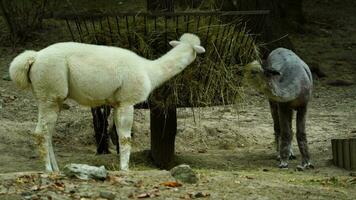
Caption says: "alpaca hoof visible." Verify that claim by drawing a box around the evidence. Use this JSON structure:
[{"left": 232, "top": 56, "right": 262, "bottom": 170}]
[
  {"left": 96, "top": 151, "right": 111, "bottom": 155},
  {"left": 296, "top": 162, "right": 314, "bottom": 171},
  {"left": 278, "top": 161, "right": 288, "bottom": 169},
  {"left": 121, "top": 168, "right": 129, "bottom": 172},
  {"left": 97, "top": 148, "right": 111, "bottom": 155},
  {"left": 277, "top": 154, "right": 295, "bottom": 161},
  {"left": 289, "top": 154, "right": 297, "bottom": 160}
]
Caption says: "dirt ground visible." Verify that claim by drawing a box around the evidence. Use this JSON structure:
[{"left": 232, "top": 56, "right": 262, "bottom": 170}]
[{"left": 1, "top": 0, "right": 356, "bottom": 199}]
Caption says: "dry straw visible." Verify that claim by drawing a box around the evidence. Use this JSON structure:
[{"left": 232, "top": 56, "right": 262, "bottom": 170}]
[{"left": 69, "top": 15, "right": 260, "bottom": 108}]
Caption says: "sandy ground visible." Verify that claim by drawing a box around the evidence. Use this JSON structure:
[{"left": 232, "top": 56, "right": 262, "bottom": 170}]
[{"left": 1, "top": 0, "right": 356, "bottom": 199}]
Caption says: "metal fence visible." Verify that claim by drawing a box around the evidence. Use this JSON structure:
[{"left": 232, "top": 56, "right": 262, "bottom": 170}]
[{"left": 59, "top": 10, "right": 268, "bottom": 66}]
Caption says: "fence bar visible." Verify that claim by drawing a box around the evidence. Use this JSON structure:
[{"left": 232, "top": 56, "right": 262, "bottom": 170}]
[
  {"left": 54, "top": 10, "right": 270, "bottom": 19},
  {"left": 65, "top": 18, "right": 75, "bottom": 41}
]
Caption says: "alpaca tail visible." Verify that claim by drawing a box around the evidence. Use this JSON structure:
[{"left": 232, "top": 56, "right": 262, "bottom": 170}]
[{"left": 9, "top": 50, "right": 37, "bottom": 89}]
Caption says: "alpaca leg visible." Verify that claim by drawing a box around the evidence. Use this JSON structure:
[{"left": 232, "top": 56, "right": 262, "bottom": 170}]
[
  {"left": 48, "top": 136, "right": 59, "bottom": 171},
  {"left": 91, "top": 106, "right": 111, "bottom": 154},
  {"left": 269, "top": 101, "right": 280, "bottom": 159},
  {"left": 113, "top": 105, "right": 134, "bottom": 171},
  {"left": 288, "top": 118, "right": 296, "bottom": 160},
  {"left": 109, "top": 123, "right": 120, "bottom": 154},
  {"left": 278, "top": 103, "right": 293, "bottom": 168},
  {"left": 34, "top": 101, "right": 60, "bottom": 172},
  {"left": 296, "top": 106, "right": 313, "bottom": 170}
]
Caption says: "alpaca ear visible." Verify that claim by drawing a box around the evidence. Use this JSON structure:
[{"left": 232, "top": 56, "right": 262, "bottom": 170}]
[
  {"left": 194, "top": 45, "right": 205, "bottom": 54},
  {"left": 169, "top": 40, "right": 181, "bottom": 47}
]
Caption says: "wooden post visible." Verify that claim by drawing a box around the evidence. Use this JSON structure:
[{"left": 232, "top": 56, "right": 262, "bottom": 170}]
[
  {"left": 150, "top": 102, "right": 177, "bottom": 169},
  {"left": 350, "top": 138, "right": 356, "bottom": 170},
  {"left": 337, "top": 139, "right": 344, "bottom": 168},
  {"left": 343, "top": 139, "right": 351, "bottom": 170},
  {"left": 146, "top": 0, "right": 178, "bottom": 169},
  {"left": 331, "top": 139, "right": 338, "bottom": 165}
]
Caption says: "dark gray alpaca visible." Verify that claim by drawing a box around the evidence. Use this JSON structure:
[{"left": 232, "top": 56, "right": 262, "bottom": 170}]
[{"left": 245, "top": 48, "right": 313, "bottom": 170}]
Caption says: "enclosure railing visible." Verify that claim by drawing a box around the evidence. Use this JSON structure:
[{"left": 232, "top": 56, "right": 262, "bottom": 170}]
[
  {"left": 58, "top": 10, "right": 268, "bottom": 66},
  {"left": 56, "top": 10, "right": 269, "bottom": 107}
]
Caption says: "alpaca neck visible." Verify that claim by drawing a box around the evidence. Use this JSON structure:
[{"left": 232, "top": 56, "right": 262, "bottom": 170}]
[
  {"left": 147, "top": 44, "right": 195, "bottom": 90},
  {"left": 253, "top": 74, "right": 273, "bottom": 96}
]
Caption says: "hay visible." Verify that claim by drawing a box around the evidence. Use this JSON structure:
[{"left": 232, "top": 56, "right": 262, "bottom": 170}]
[{"left": 69, "top": 15, "right": 260, "bottom": 107}]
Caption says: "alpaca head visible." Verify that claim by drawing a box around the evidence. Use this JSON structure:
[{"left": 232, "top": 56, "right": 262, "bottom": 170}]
[
  {"left": 244, "top": 60, "right": 281, "bottom": 95},
  {"left": 169, "top": 33, "right": 206, "bottom": 54}
]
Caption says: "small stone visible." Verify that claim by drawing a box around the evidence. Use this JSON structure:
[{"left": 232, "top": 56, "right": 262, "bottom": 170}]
[
  {"left": 100, "top": 191, "right": 116, "bottom": 200},
  {"left": 170, "top": 164, "right": 198, "bottom": 184},
  {"left": 46, "top": 191, "right": 71, "bottom": 200},
  {"left": 2, "top": 73, "right": 11, "bottom": 81},
  {"left": 0, "top": 185, "right": 7, "bottom": 194},
  {"left": 190, "top": 191, "right": 210, "bottom": 198},
  {"left": 7, "top": 186, "right": 16, "bottom": 194},
  {"left": 61, "top": 103, "right": 70, "bottom": 110},
  {"left": 64, "top": 183, "right": 77, "bottom": 194},
  {"left": 194, "top": 192, "right": 205, "bottom": 198},
  {"left": 63, "top": 163, "right": 108, "bottom": 180}
]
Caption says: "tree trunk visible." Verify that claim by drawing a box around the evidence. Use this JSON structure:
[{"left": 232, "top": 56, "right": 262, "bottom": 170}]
[
  {"left": 216, "top": 0, "right": 305, "bottom": 58},
  {"left": 0, "top": 0, "right": 15, "bottom": 37},
  {"left": 147, "top": 0, "right": 178, "bottom": 170},
  {"left": 150, "top": 103, "right": 177, "bottom": 169},
  {"left": 257, "top": 0, "right": 304, "bottom": 57}
]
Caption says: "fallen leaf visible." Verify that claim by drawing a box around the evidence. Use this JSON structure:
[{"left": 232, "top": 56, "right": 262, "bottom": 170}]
[
  {"left": 48, "top": 172, "right": 62, "bottom": 180},
  {"left": 198, "top": 149, "right": 207, "bottom": 153},
  {"left": 137, "top": 193, "right": 150, "bottom": 198},
  {"left": 160, "top": 181, "right": 182, "bottom": 187},
  {"left": 30, "top": 185, "right": 40, "bottom": 191},
  {"left": 134, "top": 180, "right": 144, "bottom": 188},
  {"left": 109, "top": 175, "right": 124, "bottom": 184},
  {"left": 53, "top": 181, "right": 65, "bottom": 191},
  {"left": 2, "top": 95, "right": 17, "bottom": 103},
  {"left": 136, "top": 189, "right": 160, "bottom": 198}
]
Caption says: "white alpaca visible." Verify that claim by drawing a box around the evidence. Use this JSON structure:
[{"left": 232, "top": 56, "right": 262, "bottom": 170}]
[{"left": 9, "top": 33, "right": 205, "bottom": 172}]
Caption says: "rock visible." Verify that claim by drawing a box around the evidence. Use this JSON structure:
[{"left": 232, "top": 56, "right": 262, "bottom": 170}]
[
  {"left": 2, "top": 73, "right": 11, "bottom": 81},
  {"left": 64, "top": 183, "right": 78, "bottom": 194},
  {"left": 46, "top": 191, "right": 71, "bottom": 200},
  {"left": 100, "top": 191, "right": 116, "bottom": 200},
  {"left": 0, "top": 185, "right": 7, "bottom": 194},
  {"left": 170, "top": 164, "right": 198, "bottom": 184},
  {"left": 189, "top": 191, "right": 210, "bottom": 198},
  {"left": 63, "top": 163, "right": 108, "bottom": 180},
  {"left": 61, "top": 103, "right": 70, "bottom": 110}
]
